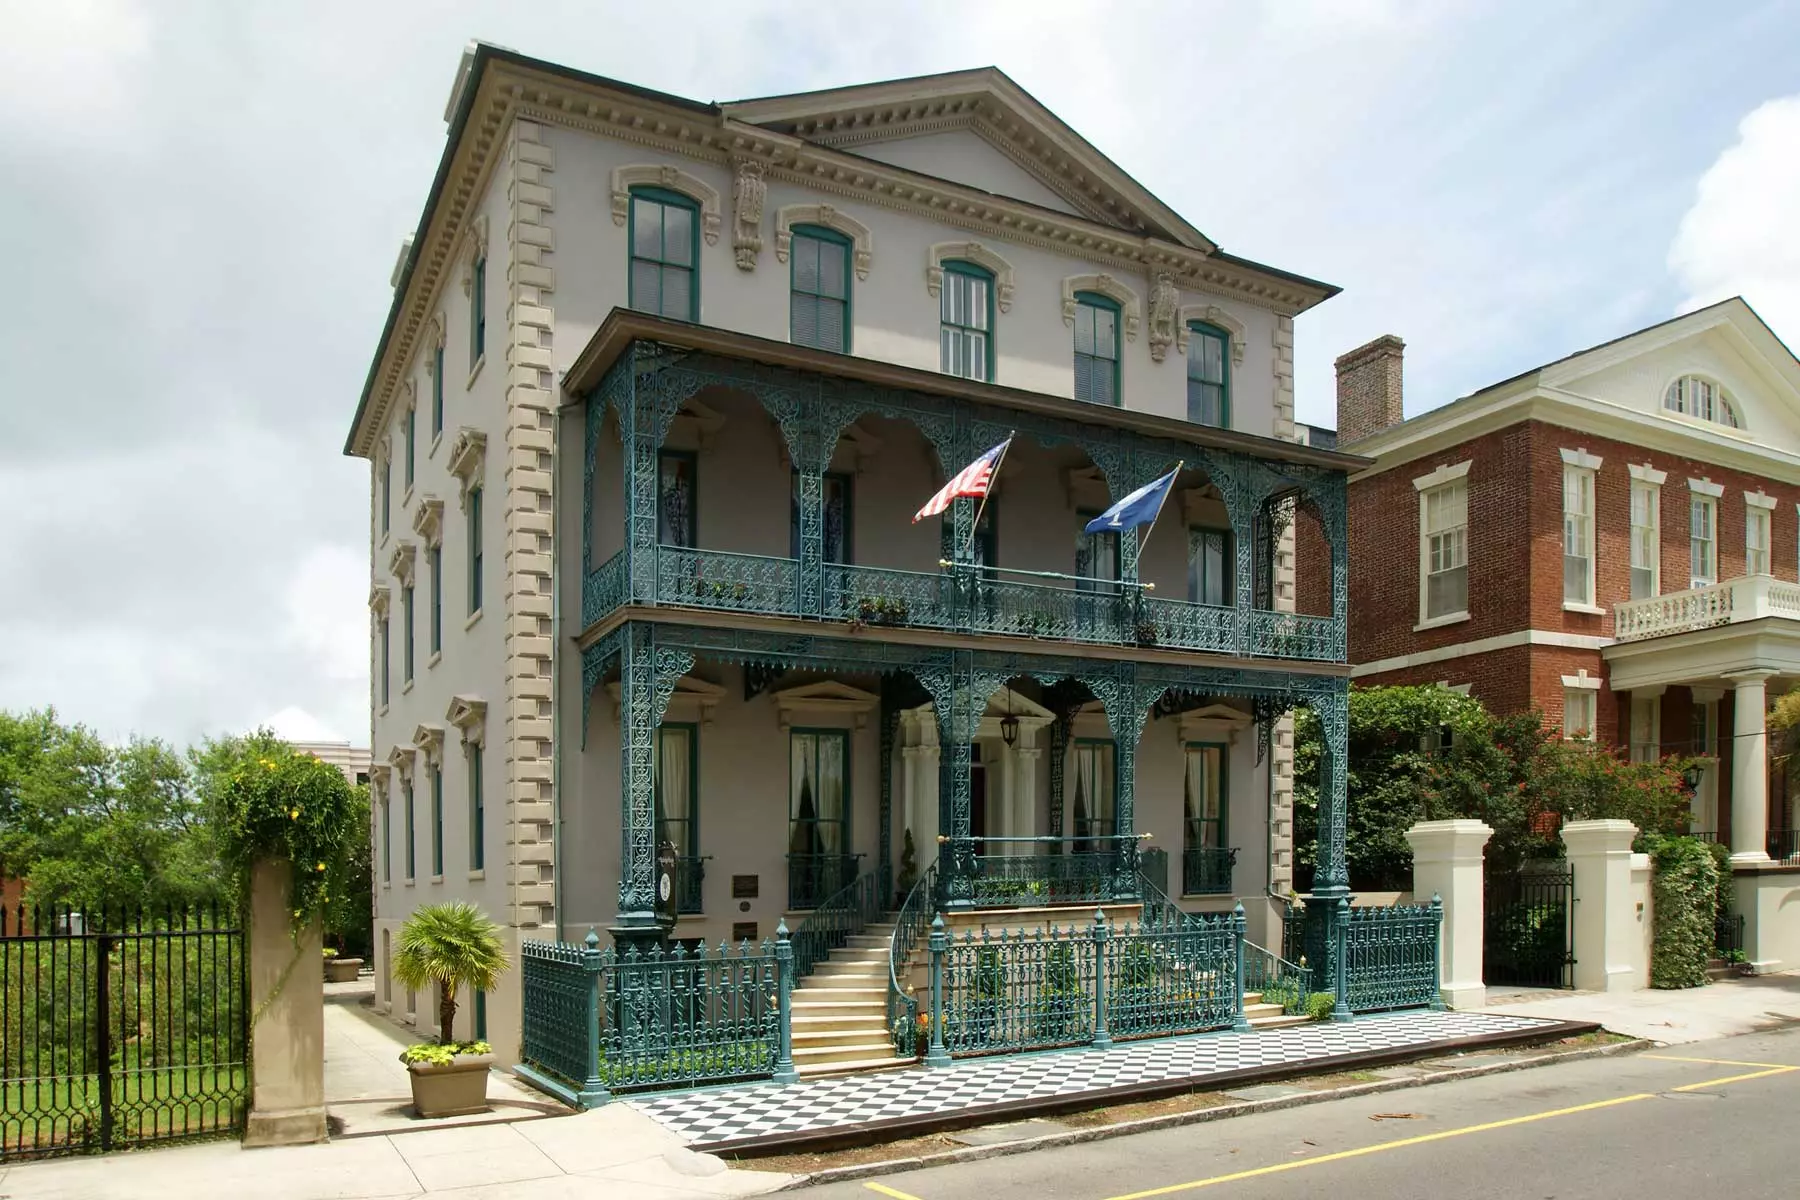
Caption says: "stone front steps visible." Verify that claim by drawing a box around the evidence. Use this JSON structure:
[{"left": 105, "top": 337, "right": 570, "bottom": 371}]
[{"left": 789, "top": 920, "right": 911, "bottom": 1078}]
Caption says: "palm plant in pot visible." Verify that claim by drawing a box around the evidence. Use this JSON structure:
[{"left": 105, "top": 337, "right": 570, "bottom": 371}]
[{"left": 393, "top": 901, "right": 509, "bottom": 1118}]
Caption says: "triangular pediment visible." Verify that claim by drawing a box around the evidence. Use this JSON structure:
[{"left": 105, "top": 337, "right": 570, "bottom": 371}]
[{"left": 723, "top": 69, "right": 1211, "bottom": 249}]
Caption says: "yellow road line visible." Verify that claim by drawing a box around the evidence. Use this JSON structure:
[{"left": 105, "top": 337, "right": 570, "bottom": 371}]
[
  {"left": 1644, "top": 1054, "right": 1797, "bottom": 1070},
  {"left": 1668, "top": 1066, "right": 1799, "bottom": 1091},
  {"left": 1103, "top": 1094, "right": 1654, "bottom": 1200},
  {"left": 865, "top": 1183, "right": 928, "bottom": 1200}
]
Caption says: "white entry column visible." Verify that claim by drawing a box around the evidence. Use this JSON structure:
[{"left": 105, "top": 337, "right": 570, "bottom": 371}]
[
  {"left": 1405, "top": 819, "right": 1493, "bottom": 1010},
  {"left": 1726, "top": 670, "right": 1777, "bottom": 863}
]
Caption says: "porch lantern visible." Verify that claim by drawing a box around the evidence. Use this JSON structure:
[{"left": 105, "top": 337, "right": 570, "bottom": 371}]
[
  {"left": 1000, "top": 690, "right": 1019, "bottom": 748},
  {"left": 1681, "top": 762, "right": 1704, "bottom": 791}
]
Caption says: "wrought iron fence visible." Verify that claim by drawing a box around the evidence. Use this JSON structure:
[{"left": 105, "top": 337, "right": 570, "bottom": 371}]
[
  {"left": 787, "top": 853, "right": 863, "bottom": 911},
  {"left": 1180, "top": 847, "right": 1238, "bottom": 896},
  {"left": 1140, "top": 596, "right": 1235, "bottom": 654},
  {"left": 825, "top": 563, "right": 956, "bottom": 629},
  {"left": 926, "top": 907, "right": 1242, "bottom": 1059},
  {"left": 952, "top": 835, "right": 1141, "bottom": 909},
  {"left": 1246, "top": 611, "right": 1344, "bottom": 662},
  {"left": 1, "top": 904, "right": 248, "bottom": 1161},
  {"left": 1336, "top": 898, "right": 1444, "bottom": 1014},
  {"left": 1769, "top": 829, "right": 1800, "bottom": 862},
  {"left": 517, "top": 929, "right": 792, "bottom": 1106},
  {"left": 1484, "top": 864, "right": 1575, "bottom": 989},
  {"left": 1714, "top": 911, "right": 1746, "bottom": 959},
  {"left": 582, "top": 549, "right": 627, "bottom": 627}
]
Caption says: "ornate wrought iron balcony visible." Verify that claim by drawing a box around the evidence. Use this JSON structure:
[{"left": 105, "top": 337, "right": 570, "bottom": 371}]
[
  {"left": 787, "top": 852, "right": 863, "bottom": 911},
  {"left": 674, "top": 855, "right": 708, "bottom": 915},
  {"left": 1181, "top": 846, "right": 1239, "bottom": 896},
  {"left": 583, "top": 547, "right": 1345, "bottom": 662}
]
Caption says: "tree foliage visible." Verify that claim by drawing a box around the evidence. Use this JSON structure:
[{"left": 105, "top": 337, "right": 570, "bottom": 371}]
[{"left": 1295, "top": 687, "right": 1695, "bottom": 891}]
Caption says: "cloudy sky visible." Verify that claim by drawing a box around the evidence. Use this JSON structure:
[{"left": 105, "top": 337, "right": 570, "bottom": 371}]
[{"left": 2, "top": 0, "right": 1797, "bottom": 748}]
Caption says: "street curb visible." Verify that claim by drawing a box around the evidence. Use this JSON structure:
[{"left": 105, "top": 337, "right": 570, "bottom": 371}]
[{"left": 770, "top": 1037, "right": 1653, "bottom": 1190}]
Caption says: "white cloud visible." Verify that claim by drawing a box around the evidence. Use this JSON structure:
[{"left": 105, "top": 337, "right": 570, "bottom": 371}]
[
  {"left": 259, "top": 705, "right": 347, "bottom": 744},
  {"left": 1669, "top": 94, "right": 1800, "bottom": 343},
  {"left": 0, "top": 0, "right": 154, "bottom": 140}
]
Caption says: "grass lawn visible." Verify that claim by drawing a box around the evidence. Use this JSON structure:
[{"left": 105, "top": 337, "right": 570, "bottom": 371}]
[{"left": 2, "top": 1066, "right": 248, "bottom": 1158}]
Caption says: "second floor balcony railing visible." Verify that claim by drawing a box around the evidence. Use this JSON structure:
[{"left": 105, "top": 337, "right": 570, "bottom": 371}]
[
  {"left": 585, "top": 546, "right": 1344, "bottom": 662},
  {"left": 1614, "top": 574, "right": 1800, "bottom": 641}
]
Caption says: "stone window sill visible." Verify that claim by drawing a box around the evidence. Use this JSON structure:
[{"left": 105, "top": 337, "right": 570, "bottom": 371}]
[
  {"left": 467, "top": 870, "right": 486, "bottom": 882},
  {"left": 403, "top": 878, "right": 416, "bottom": 888},
  {"left": 430, "top": 874, "right": 444, "bottom": 885},
  {"left": 428, "top": 650, "right": 442, "bottom": 669},
  {"left": 402, "top": 679, "right": 415, "bottom": 696},
  {"left": 1413, "top": 611, "right": 1470, "bottom": 633},
  {"left": 1563, "top": 601, "right": 1607, "bottom": 616},
  {"left": 465, "top": 609, "right": 483, "bottom": 631},
  {"left": 467, "top": 355, "right": 485, "bottom": 390}
]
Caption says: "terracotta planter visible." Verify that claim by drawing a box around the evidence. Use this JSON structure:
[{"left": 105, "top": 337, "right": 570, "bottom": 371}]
[
  {"left": 323, "top": 957, "right": 364, "bottom": 983},
  {"left": 404, "top": 1053, "right": 494, "bottom": 1118}
]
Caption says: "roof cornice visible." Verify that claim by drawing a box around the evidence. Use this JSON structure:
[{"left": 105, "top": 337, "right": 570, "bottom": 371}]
[{"left": 346, "top": 49, "right": 1336, "bottom": 459}]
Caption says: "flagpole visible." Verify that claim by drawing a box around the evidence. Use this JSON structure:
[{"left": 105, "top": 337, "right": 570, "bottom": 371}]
[
  {"left": 962, "top": 431, "right": 1015, "bottom": 561},
  {"left": 1132, "top": 460, "right": 1183, "bottom": 566}
]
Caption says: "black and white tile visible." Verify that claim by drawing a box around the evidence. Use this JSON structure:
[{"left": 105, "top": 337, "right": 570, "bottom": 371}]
[{"left": 628, "top": 1010, "right": 1564, "bottom": 1147}]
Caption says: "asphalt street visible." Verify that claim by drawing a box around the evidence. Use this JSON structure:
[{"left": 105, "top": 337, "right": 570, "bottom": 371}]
[{"left": 803, "top": 1027, "right": 1800, "bottom": 1200}]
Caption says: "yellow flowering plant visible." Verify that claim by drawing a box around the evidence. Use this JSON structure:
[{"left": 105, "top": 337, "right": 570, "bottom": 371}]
[{"left": 213, "top": 736, "right": 357, "bottom": 934}]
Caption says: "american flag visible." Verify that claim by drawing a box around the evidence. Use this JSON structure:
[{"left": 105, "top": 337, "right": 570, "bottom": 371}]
[{"left": 913, "top": 438, "right": 1011, "bottom": 522}]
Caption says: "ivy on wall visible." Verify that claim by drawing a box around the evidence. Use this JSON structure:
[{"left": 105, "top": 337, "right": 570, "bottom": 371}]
[{"left": 1645, "top": 835, "right": 1720, "bottom": 989}]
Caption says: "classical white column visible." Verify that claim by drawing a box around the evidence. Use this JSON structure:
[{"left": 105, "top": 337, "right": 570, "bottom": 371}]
[
  {"left": 1727, "top": 669, "right": 1776, "bottom": 863},
  {"left": 1405, "top": 820, "right": 1493, "bottom": 1010},
  {"left": 1562, "top": 820, "right": 1646, "bottom": 993}
]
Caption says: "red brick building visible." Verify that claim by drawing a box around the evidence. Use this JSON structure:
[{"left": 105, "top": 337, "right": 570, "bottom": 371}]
[{"left": 1335, "top": 299, "right": 1800, "bottom": 863}]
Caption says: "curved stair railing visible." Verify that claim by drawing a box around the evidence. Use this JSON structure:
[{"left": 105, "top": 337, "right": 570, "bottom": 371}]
[
  {"left": 1240, "top": 939, "right": 1313, "bottom": 1014},
  {"left": 886, "top": 860, "right": 938, "bottom": 1057},
  {"left": 789, "top": 870, "right": 884, "bottom": 984}
]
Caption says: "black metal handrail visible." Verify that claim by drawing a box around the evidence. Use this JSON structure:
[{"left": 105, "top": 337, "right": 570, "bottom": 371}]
[
  {"left": 788, "top": 870, "right": 884, "bottom": 983},
  {"left": 1769, "top": 829, "right": 1799, "bottom": 862},
  {"left": 887, "top": 859, "right": 938, "bottom": 1057},
  {"left": 786, "top": 852, "right": 863, "bottom": 911}
]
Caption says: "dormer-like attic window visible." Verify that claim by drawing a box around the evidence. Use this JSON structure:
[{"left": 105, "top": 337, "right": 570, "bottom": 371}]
[{"left": 1664, "top": 376, "right": 1742, "bottom": 430}]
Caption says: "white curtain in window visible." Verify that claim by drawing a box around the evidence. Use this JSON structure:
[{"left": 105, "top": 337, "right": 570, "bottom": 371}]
[
  {"left": 789, "top": 735, "right": 818, "bottom": 857},
  {"left": 659, "top": 729, "right": 690, "bottom": 828},
  {"left": 818, "top": 734, "right": 845, "bottom": 854}
]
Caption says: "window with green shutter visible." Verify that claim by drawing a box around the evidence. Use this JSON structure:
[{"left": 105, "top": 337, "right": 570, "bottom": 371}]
[
  {"left": 404, "top": 407, "right": 415, "bottom": 489},
  {"left": 468, "top": 743, "right": 484, "bottom": 871},
  {"left": 428, "top": 546, "right": 442, "bottom": 655},
  {"left": 431, "top": 346, "right": 444, "bottom": 438},
  {"left": 467, "top": 485, "right": 483, "bottom": 616},
  {"left": 470, "top": 256, "right": 486, "bottom": 367},
  {"left": 1186, "top": 323, "right": 1229, "bottom": 427},
  {"left": 939, "top": 261, "right": 994, "bottom": 381},
  {"left": 790, "top": 225, "right": 851, "bottom": 352},
  {"left": 402, "top": 584, "right": 414, "bottom": 683},
  {"left": 628, "top": 187, "right": 700, "bottom": 321},
  {"left": 1073, "top": 292, "right": 1120, "bottom": 406},
  {"left": 403, "top": 779, "right": 415, "bottom": 880},
  {"left": 430, "top": 764, "right": 444, "bottom": 876}
]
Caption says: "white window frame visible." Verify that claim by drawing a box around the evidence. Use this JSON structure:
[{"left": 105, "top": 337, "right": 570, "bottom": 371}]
[
  {"left": 1628, "top": 692, "right": 1662, "bottom": 763},
  {"left": 1689, "top": 485, "right": 1719, "bottom": 588},
  {"left": 1561, "top": 454, "right": 1598, "bottom": 609},
  {"left": 1413, "top": 460, "right": 1471, "bottom": 628},
  {"left": 1628, "top": 468, "right": 1662, "bottom": 600},
  {"left": 1561, "top": 672, "right": 1599, "bottom": 741},
  {"left": 1746, "top": 491, "right": 1775, "bottom": 576}
]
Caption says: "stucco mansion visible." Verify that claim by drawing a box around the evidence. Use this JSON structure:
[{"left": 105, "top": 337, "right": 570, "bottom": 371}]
[{"left": 348, "top": 45, "right": 1371, "bottom": 1067}]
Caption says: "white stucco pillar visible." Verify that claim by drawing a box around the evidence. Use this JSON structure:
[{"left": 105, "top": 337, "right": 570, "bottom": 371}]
[
  {"left": 1405, "top": 819, "right": 1493, "bottom": 1010},
  {"left": 1562, "top": 819, "right": 1647, "bottom": 993},
  {"left": 1013, "top": 746, "right": 1041, "bottom": 846},
  {"left": 1727, "top": 670, "right": 1776, "bottom": 862}
]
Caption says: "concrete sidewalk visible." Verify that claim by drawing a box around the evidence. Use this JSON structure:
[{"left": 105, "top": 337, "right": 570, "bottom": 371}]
[{"left": 1487, "top": 969, "right": 1800, "bottom": 1042}]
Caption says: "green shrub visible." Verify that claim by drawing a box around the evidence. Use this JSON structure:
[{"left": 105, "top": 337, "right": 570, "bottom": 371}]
[
  {"left": 1306, "top": 992, "right": 1336, "bottom": 1021},
  {"left": 1647, "top": 836, "right": 1719, "bottom": 989}
]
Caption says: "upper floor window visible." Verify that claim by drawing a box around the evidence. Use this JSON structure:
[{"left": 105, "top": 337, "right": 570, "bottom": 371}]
[
  {"left": 789, "top": 225, "right": 850, "bottom": 353},
  {"left": 791, "top": 471, "right": 853, "bottom": 564},
  {"left": 1690, "top": 496, "right": 1717, "bottom": 587},
  {"left": 431, "top": 346, "right": 445, "bottom": 438},
  {"left": 939, "top": 261, "right": 993, "bottom": 382},
  {"left": 1629, "top": 481, "right": 1659, "bottom": 599},
  {"left": 1188, "top": 528, "right": 1232, "bottom": 607},
  {"left": 656, "top": 724, "right": 699, "bottom": 864},
  {"left": 1072, "top": 293, "right": 1120, "bottom": 406},
  {"left": 467, "top": 485, "right": 484, "bottom": 616},
  {"left": 1186, "top": 323, "right": 1230, "bottom": 428},
  {"left": 1074, "top": 516, "right": 1119, "bottom": 592},
  {"left": 403, "top": 407, "right": 416, "bottom": 491},
  {"left": 1420, "top": 480, "right": 1468, "bottom": 620},
  {"left": 1747, "top": 504, "right": 1772, "bottom": 575},
  {"left": 659, "top": 451, "right": 697, "bottom": 547},
  {"left": 629, "top": 187, "right": 700, "bottom": 322},
  {"left": 469, "top": 255, "right": 486, "bottom": 367},
  {"left": 1562, "top": 466, "right": 1595, "bottom": 605},
  {"left": 380, "top": 456, "right": 391, "bottom": 536},
  {"left": 1070, "top": 740, "right": 1116, "bottom": 846},
  {"left": 1664, "top": 376, "right": 1741, "bottom": 429}
]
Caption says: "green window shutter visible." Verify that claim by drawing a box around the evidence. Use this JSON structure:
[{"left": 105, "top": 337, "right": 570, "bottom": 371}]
[
  {"left": 470, "top": 257, "right": 486, "bottom": 367},
  {"left": 1072, "top": 293, "right": 1120, "bottom": 406},
  {"left": 432, "top": 346, "right": 444, "bottom": 436},
  {"left": 381, "top": 794, "right": 390, "bottom": 883},
  {"left": 381, "top": 458, "right": 391, "bottom": 534},
  {"left": 468, "top": 486, "right": 483, "bottom": 615},
  {"left": 431, "top": 766, "right": 444, "bottom": 876},
  {"left": 790, "top": 226, "right": 850, "bottom": 352},
  {"left": 1186, "top": 323, "right": 1230, "bottom": 427},
  {"left": 938, "top": 261, "right": 994, "bottom": 382},
  {"left": 628, "top": 187, "right": 700, "bottom": 321},
  {"left": 403, "top": 585, "right": 414, "bottom": 682},
  {"left": 380, "top": 616, "right": 390, "bottom": 705},
  {"left": 404, "top": 408, "right": 415, "bottom": 488},
  {"left": 428, "top": 547, "right": 442, "bottom": 654},
  {"left": 469, "top": 743, "right": 484, "bottom": 871},
  {"left": 404, "top": 782, "right": 415, "bottom": 879}
]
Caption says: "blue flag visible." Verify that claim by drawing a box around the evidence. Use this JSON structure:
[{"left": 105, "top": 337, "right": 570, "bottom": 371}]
[{"left": 1084, "top": 468, "right": 1179, "bottom": 534}]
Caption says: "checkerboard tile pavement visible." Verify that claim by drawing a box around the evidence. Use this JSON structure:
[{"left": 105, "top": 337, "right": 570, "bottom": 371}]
[{"left": 628, "top": 1009, "right": 1565, "bottom": 1147}]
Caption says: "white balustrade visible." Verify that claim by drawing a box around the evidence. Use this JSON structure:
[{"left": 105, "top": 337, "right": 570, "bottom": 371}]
[{"left": 1613, "top": 575, "right": 1800, "bottom": 641}]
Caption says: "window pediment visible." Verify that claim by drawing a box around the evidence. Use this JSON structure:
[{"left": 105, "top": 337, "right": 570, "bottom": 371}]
[
  {"left": 926, "top": 242, "right": 1014, "bottom": 311},
  {"left": 369, "top": 583, "right": 392, "bottom": 618},
  {"left": 386, "top": 743, "right": 416, "bottom": 773},
  {"left": 1178, "top": 703, "right": 1252, "bottom": 744},
  {"left": 412, "top": 723, "right": 445, "bottom": 764},
  {"left": 446, "top": 695, "right": 488, "bottom": 745},
  {"left": 776, "top": 204, "right": 873, "bottom": 279},
  {"left": 446, "top": 427, "right": 487, "bottom": 506},
  {"left": 369, "top": 762, "right": 391, "bottom": 790},
  {"left": 610, "top": 164, "right": 722, "bottom": 245},
  {"left": 412, "top": 496, "right": 445, "bottom": 548},
  {"left": 461, "top": 215, "right": 489, "bottom": 296},
  {"left": 773, "top": 680, "right": 878, "bottom": 730},
  {"left": 388, "top": 540, "right": 417, "bottom": 585},
  {"left": 1062, "top": 274, "right": 1141, "bottom": 342},
  {"left": 607, "top": 675, "right": 727, "bottom": 725}
]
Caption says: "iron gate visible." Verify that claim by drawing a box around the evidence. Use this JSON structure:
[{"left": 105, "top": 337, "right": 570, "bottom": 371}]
[
  {"left": 1, "top": 905, "right": 249, "bottom": 1161},
  {"left": 1483, "top": 864, "right": 1575, "bottom": 988}
]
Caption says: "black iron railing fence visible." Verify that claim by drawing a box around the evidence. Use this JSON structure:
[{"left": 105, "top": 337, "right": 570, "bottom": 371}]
[{"left": 1, "top": 904, "right": 248, "bottom": 1161}]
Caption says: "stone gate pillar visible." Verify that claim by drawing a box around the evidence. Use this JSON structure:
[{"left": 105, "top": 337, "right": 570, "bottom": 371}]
[
  {"left": 1562, "top": 819, "right": 1647, "bottom": 993},
  {"left": 244, "top": 859, "right": 327, "bottom": 1147},
  {"left": 1406, "top": 820, "right": 1493, "bottom": 1010}
]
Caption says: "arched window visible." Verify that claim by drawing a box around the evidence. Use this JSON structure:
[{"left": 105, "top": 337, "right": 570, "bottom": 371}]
[{"left": 1663, "top": 376, "right": 1742, "bottom": 429}]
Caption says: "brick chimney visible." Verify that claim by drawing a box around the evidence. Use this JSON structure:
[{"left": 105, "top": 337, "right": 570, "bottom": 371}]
[{"left": 1335, "top": 335, "right": 1405, "bottom": 444}]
